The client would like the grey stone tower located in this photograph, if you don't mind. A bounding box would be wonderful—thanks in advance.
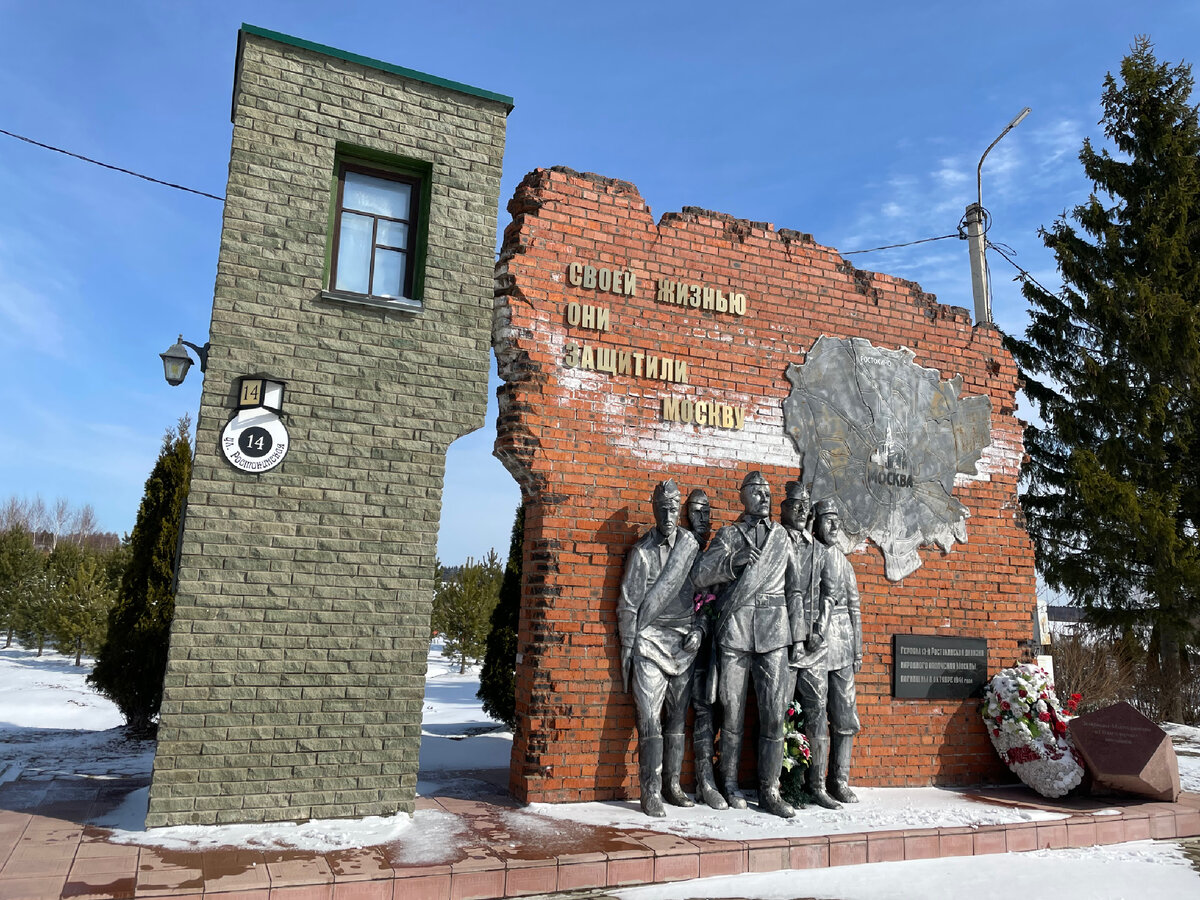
[147,25,510,826]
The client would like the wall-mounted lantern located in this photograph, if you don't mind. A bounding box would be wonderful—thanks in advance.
[160,335,210,386]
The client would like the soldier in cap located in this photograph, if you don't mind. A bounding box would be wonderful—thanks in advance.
[781,484,839,808]
[685,489,712,550]
[618,479,704,816]
[802,497,863,806]
[692,471,804,818]
[779,479,823,688]
[683,489,726,809]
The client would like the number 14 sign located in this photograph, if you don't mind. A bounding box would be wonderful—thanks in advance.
[221,376,290,473]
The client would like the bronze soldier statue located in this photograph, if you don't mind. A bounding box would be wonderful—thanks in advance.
[684,488,727,810]
[618,479,703,816]
[804,498,863,805]
[693,471,803,818]
[781,482,841,809]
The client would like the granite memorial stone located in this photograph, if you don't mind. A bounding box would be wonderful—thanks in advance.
[1069,701,1181,802]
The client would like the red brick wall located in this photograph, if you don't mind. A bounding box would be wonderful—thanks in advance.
[493,167,1033,803]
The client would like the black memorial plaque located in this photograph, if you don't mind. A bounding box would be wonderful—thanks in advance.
[892,634,988,699]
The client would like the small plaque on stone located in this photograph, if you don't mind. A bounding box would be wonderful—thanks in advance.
[1069,701,1181,802]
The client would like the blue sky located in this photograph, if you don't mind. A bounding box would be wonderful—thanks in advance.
[1,1,1196,563]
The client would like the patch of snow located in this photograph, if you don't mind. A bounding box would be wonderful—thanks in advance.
[0,644,122,729]
[109,809,415,853]
[612,840,1198,899]
[529,785,1064,842]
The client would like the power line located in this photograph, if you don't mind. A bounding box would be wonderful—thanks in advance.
[0,127,224,202]
[842,233,959,255]
[987,239,1058,298]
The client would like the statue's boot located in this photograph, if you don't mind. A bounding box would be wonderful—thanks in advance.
[828,733,859,804]
[757,737,796,818]
[694,735,728,810]
[806,737,842,809]
[639,735,666,817]
[719,728,748,809]
[662,731,694,807]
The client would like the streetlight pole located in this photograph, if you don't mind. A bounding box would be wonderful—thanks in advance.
[966,107,1031,326]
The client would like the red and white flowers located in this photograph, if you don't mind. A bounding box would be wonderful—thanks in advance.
[982,664,1084,798]
[782,700,812,773]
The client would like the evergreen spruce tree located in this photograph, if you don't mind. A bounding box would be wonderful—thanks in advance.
[89,417,192,734]
[478,505,524,729]
[1005,38,1200,721]
[0,526,43,649]
[47,542,114,666]
[431,549,504,674]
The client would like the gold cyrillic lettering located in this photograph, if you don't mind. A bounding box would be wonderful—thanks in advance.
[688,284,701,308]
[583,266,596,289]
[659,359,673,382]
[662,396,681,421]
[715,290,728,313]
[657,279,674,304]
[696,402,708,426]
[566,302,581,326]
[568,263,583,286]
[595,307,610,332]
[721,406,735,428]
[732,293,747,315]
[702,287,715,310]
[646,355,659,379]
[597,267,611,292]
[596,347,617,374]
[675,360,688,385]
[564,342,580,367]
[633,352,644,377]
[734,408,745,429]
[625,271,636,295]
[581,305,595,329]
[680,399,694,421]
[580,345,594,370]
[617,351,631,375]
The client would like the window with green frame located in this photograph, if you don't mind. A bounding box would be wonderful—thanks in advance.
[325,150,431,310]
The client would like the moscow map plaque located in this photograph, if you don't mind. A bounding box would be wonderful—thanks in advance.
[783,336,993,580]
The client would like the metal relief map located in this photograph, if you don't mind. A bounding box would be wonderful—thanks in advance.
[783,337,992,581]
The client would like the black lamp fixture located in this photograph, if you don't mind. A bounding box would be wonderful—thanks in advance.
[160,335,210,386]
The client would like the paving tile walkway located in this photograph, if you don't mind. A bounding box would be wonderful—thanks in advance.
[1,771,1197,900]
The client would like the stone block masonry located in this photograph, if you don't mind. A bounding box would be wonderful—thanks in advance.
[493,167,1035,804]
[147,26,509,826]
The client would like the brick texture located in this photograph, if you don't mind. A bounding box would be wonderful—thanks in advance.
[493,167,1034,804]
[147,30,508,825]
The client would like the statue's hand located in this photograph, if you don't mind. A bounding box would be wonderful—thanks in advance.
[684,629,702,653]
[789,641,804,665]
[853,655,863,673]
[805,634,823,653]
[732,546,759,568]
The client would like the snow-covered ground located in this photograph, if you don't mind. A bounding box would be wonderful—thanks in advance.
[1,642,1198,898]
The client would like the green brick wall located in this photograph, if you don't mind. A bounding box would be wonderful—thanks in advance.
[146,28,509,826]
